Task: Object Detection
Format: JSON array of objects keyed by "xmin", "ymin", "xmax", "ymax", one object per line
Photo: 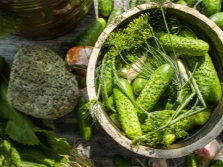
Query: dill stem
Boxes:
[
  {"xmin": 100, "ymin": 53, "xmax": 116, "ymax": 112},
  {"xmin": 188, "ymin": 71, "xmax": 207, "ymax": 108}
]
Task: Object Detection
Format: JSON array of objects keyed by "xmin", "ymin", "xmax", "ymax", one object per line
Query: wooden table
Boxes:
[{"xmin": 0, "ymin": 1, "xmax": 222, "ymax": 166}]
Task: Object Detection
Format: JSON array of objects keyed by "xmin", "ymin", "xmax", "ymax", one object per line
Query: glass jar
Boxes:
[{"xmin": 0, "ymin": 0, "xmax": 93, "ymax": 40}]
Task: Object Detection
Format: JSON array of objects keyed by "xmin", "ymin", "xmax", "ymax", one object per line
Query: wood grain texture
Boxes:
[{"xmin": 0, "ymin": 0, "xmax": 222, "ymax": 166}]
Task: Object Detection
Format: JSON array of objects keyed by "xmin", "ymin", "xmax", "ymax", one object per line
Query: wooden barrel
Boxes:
[
  {"xmin": 0, "ymin": 0, "xmax": 93, "ymax": 40},
  {"xmin": 87, "ymin": 3, "xmax": 223, "ymax": 158}
]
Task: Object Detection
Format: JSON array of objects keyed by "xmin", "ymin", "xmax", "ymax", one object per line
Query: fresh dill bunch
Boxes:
[
  {"xmin": 104, "ymin": 14, "xmax": 153, "ymax": 57},
  {"xmin": 133, "ymin": 109, "xmax": 196, "ymax": 147},
  {"xmin": 0, "ymin": 12, "xmax": 21, "ymax": 39}
]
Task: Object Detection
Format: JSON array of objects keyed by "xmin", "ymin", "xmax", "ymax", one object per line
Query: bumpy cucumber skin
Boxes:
[
  {"xmin": 201, "ymin": 0, "xmax": 221, "ymax": 17},
  {"xmin": 72, "ymin": 18, "xmax": 106, "ymax": 46},
  {"xmin": 136, "ymin": 64, "xmax": 175, "ymax": 116},
  {"xmin": 113, "ymin": 78, "xmax": 142, "ymax": 139},
  {"xmin": 184, "ymin": 53, "xmax": 221, "ymax": 106},
  {"xmin": 209, "ymin": 12, "xmax": 223, "ymax": 29},
  {"xmin": 99, "ymin": 0, "xmax": 114, "ymax": 17},
  {"xmin": 181, "ymin": 29, "xmax": 221, "ymax": 106},
  {"xmin": 156, "ymin": 33, "xmax": 209, "ymax": 56},
  {"xmin": 107, "ymin": 7, "xmax": 125, "ymax": 25}
]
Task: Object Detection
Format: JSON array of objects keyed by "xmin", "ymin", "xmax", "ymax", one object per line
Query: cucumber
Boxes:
[
  {"xmin": 79, "ymin": 77, "xmax": 86, "ymax": 87},
  {"xmin": 110, "ymin": 113, "xmax": 122, "ymax": 129},
  {"xmin": 98, "ymin": 0, "xmax": 114, "ymax": 17},
  {"xmin": 112, "ymin": 154, "xmax": 131, "ymax": 167},
  {"xmin": 132, "ymin": 77, "xmax": 148, "ymax": 95},
  {"xmin": 210, "ymin": 160, "xmax": 223, "ymax": 167},
  {"xmin": 75, "ymin": 96, "xmax": 93, "ymax": 140},
  {"xmin": 177, "ymin": 0, "xmax": 187, "ymax": 5},
  {"xmin": 184, "ymin": 153, "xmax": 198, "ymax": 167},
  {"xmin": 107, "ymin": 7, "xmax": 125, "ymax": 25},
  {"xmin": 72, "ymin": 18, "xmax": 106, "ymax": 46},
  {"xmin": 185, "ymin": 53, "xmax": 221, "ymax": 106},
  {"xmin": 180, "ymin": 28, "xmax": 197, "ymax": 39},
  {"xmin": 103, "ymin": 94, "xmax": 116, "ymax": 112},
  {"xmin": 201, "ymin": 0, "xmax": 221, "ymax": 17},
  {"xmin": 194, "ymin": 108, "xmax": 211, "ymax": 126},
  {"xmin": 113, "ymin": 78, "xmax": 142, "ymax": 139},
  {"xmin": 136, "ymin": 63, "xmax": 175, "ymax": 120},
  {"xmin": 156, "ymin": 32, "xmax": 209, "ymax": 56},
  {"xmin": 181, "ymin": 29, "xmax": 221, "ymax": 106},
  {"xmin": 209, "ymin": 12, "xmax": 223, "ymax": 29}
]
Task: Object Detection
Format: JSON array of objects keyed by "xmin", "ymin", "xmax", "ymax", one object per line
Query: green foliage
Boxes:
[
  {"xmin": 0, "ymin": 139, "xmax": 22, "ymax": 167},
  {"xmin": 0, "ymin": 57, "xmax": 72, "ymax": 166},
  {"xmin": 104, "ymin": 14, "xmax": 153, "ymax": 57},
  {"xmin": 0, "ymin": 12, "xmax": 21, "ymax": 39},
  {"xmin": 0, "ymin": 74, "xmax": 41, "ymax": 145}
]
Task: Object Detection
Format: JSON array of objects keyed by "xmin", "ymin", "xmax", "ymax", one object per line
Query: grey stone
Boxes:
[{"xmin": 7, "ymin": 46, "xmax": 79, "ymax": 119}]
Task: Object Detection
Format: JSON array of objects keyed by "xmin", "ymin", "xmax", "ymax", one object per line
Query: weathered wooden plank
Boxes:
[{"xmin": 1, "ymin": 0, "xmax": 222, "ymax": 166}]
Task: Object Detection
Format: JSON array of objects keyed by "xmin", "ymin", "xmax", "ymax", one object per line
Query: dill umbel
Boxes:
[{"xmin": 0, "ymin": 12, "xmax": 21, "ymax": 38}]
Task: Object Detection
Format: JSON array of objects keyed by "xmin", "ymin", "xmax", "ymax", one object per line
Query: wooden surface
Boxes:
[{"xmin": 0, "ymin": 1, "xmax": 222, "ymax": 166}]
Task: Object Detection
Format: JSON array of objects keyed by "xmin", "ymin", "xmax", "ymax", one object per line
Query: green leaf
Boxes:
[
  {"xmin": 0, "ymin": 75, "xmax": 41, "ymax": 145},
  {"xmin": 13, "ymin": 130, "xmax": 72, "ymax": 167},
  {"xmin": 0, "ymin": 139, "xmax": 22, "ymax": 167}
]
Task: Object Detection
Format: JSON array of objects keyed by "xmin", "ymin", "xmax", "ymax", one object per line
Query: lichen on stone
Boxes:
[{"xmin": 7, "ymin": 46, "xmax": 79, "ymax": 119}]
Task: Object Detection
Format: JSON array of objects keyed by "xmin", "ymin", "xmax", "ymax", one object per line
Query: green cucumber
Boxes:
[
  {"xmin": 103, "ymin": 94, "xmax": 116, "ymax": 112},
  {"xmin": 210, "ymin": 160, "xmax": 223, "ymax": 167},
  {"xmin": 136, "ymin": 63, "xmax": 175, "ymax": 120},
  {"xmin": 184, "ymin": 153, "xmax": 198, "ymax": 167},
  {"xmin": 156, "ymin": 32, "xmax": 209, "ymax": 56},
  {"xmin": 132, "ymin": 77, "xmax": 148, "ymax": 95},
  {"xmin": 209, "ymin": 12, "xmax": 223, "ymax": 29},
  {"xmin": 110, "ymin": 113, "xmax": 122, "ymax": 129},
  {"xmin": 177, "ymin": 0, "xmax": 187, "ymax": 5},
  {"xmin": 194, "ymin": 108, "xmax": 211, "ymax": 126},
  {"xmin": 113, "ymin": 78, "xmax": 142, "ymax": 139},
  {"xmin": 112, "ymin": 154, "xmax": 131, "ymax": 167},
  {"xmin": 107, "ymin": 7, "xmax": 125, "ymax": 25},
  {"xmin": 72, "ymin": 18, "xmax": 106, "ymax": 46},
  {"xmin": 181, "ymin": 29, "xmax": 221, "ymax": 106},
  {"xmin": 98, "ymin": 0, "xmax": 114, "ymax": 17},
  {"xmin": 75, "ymin": 96, "xmax": 93, "ymax": 140},
  {"xmin": 185, "ymin": 52, "xmax": 221, "ymax": 106},
  {"xmin": 201, "ymin": 0, "xmax": 221, "ymax": 17},
  {"xmin": 180, "ymin": 28, "xmax": 197, "ymax": 39}
]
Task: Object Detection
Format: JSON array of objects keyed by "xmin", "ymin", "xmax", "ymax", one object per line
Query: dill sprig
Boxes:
[
  {"xmin": 104, "ymin": 14, "xmax": 153, "ymax": 57},
  {"xmin": 0, "ymin": 12, "xmax": 21, "ymax": 39}
]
